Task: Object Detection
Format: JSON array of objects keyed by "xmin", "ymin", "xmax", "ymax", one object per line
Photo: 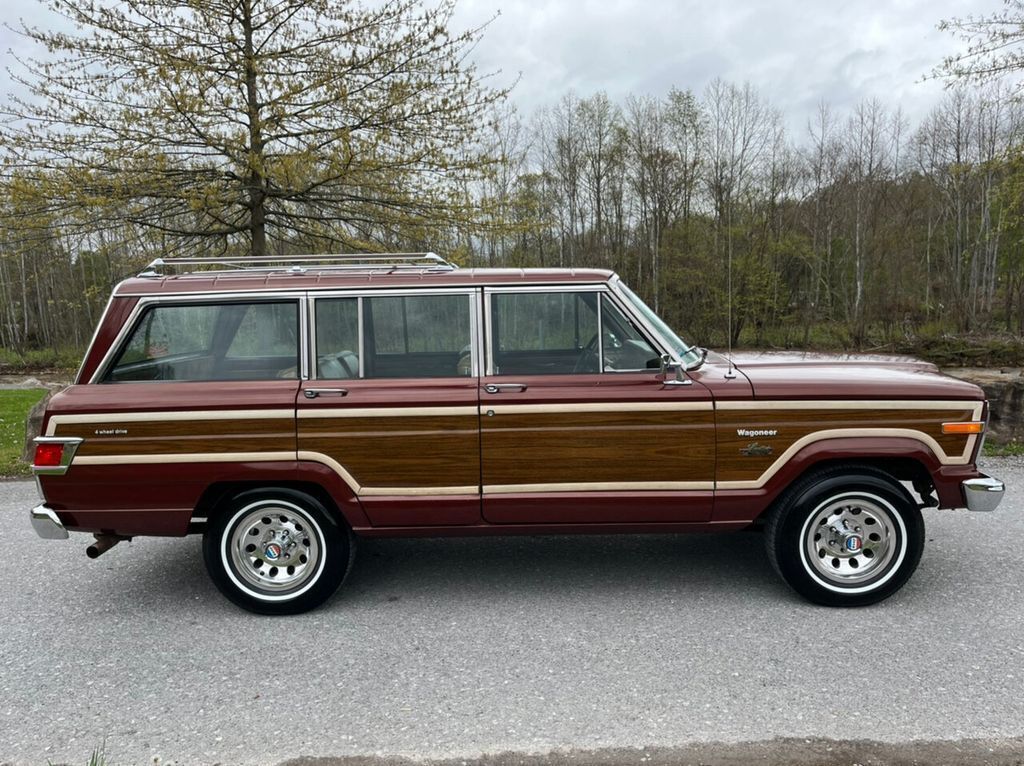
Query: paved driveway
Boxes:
[{"xmin": 1, "ymin": 460, "xmax": 1022, "ymax": 765}]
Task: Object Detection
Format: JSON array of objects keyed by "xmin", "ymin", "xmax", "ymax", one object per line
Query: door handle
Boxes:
[
  {"xmin": 484, "ymin": 383, "xmax": 527, "ymax": 394},
  {"xmin": 303, "ymin": 388, "xmax": 348, "ymax": 399}
]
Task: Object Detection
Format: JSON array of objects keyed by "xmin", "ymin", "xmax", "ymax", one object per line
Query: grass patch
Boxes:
[
  {"xmin": 0, "ymin": 389, "xmax": 47, "ymax": 477},
  {"xmin": 87, "ymin": 743, "xmax": 107, "ymax": 766},
  {"xmin": 0, "ymin": 346, "xmax": 83, "ymax": 373},
  {"xmin": 983, "ymin": 439, "xmax": 1024, "ymax": 457}
]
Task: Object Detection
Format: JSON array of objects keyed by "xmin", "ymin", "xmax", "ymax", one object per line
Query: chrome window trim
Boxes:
[
  {"xmin": 607, "ymin": 275, "xmax": 684, "ymax": 365},
  {"xmin": 483, "ymin": 284, "xmax": 665, "ymax": 377},
  {"xmin": 90, "ymin": 294, "xmax": 307, "ymax": 384},
  {"xmin": 474, "ymin": 288, "xmax": 486, "ymax": 380},
  {"xmin": 468, "ymin": 292, "xmax": 481, "ymax": 378},
  {"xmin": 308, "ymin": 288, "xmax": 479, "ymax": 381},
  {"xmin": 598, "ymin": 293, "xmax": 661, "ymax": 373},
  {"xmin": 358, "ymin": 296, "xmax": 366, "ymax": 378},
  {"xmin": 305, "ymin": 292, "xmax": 317, "ymax": 381},
  {"xmin": 298, "ymin": 294, "xmax": 310, "ymax": 381},
  {"xmin": 308, "ymin": 286, "xmax": 493, "ymax": 298},
  {"xmin": 484, "ymin": 290, "xmax": 495, "ymax": 375},
  {"xmin": 113, "ymin": 278, "xmax": 614, "ymax": 300},
  {"xmin": 74, "ymin": 287, "xmax": 121, "ymax": 385},
  {"xmin": 483, "ymin": 283, "xmax": 607, "ymax": 295},
  {"xmin": 90, "ymin": 280, "xmax": 654, "ymax": 383},
  {"xmin": 88, "ymin": 296, "xmax": 146, "ymax": 384}
]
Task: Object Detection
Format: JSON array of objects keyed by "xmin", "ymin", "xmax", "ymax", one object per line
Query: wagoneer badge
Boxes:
[
  {"xmin": 740, "ymin": 442, "xmax": 774, "ymax": 457},
  {"xmin": 737, "ymin": 428, "xmax": 777, "ymax": 437}
]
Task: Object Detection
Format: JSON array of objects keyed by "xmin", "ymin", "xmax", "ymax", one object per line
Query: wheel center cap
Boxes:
[
  {"xmin": 264, "ymin": 542, "xmax": 283, "ymax": 561},
  {"xmin": 844, "ymin": 534, "xmax": 863, "ymax": 553}
]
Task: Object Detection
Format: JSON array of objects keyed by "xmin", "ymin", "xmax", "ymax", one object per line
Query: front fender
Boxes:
[{"xmin": 712, "ymin": 436, "xmax": 948, "ymax": 523}]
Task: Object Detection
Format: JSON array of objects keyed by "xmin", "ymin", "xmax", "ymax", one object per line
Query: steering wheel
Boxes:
[{"xmin": 573, "ymin": 333, "xmax": 601, "ymax": 373}]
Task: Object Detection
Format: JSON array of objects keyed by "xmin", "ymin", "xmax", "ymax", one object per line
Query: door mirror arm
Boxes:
[{"xmin": 660, "ymin": 354, "xmax": 693, "ymax": 387}]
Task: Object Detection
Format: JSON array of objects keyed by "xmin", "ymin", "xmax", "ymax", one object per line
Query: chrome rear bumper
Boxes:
[
  {"xmin": 30, "ymin": 504, "xmax": 69, "ymax": 540},
  {"xmin": 962, "ymin": 475, "xmax": 1005, "ymax": 512}
]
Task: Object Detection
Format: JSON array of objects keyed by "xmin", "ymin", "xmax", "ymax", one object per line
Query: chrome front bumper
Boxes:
[
  {"xmin": 30, "ymin": 504, "xmax": 69, "ymax": 540},
  {"xmin": 963, "ymin": 475, "xmax": 1005, "ymax": 512}
]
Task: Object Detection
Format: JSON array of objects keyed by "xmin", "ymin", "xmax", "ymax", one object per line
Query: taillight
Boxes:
[
  {"xmin": 34, "ymin": 443, "xmax": 64, "ymax": 467},
  {"xmin": 31, "ymin": 437, "xmax": 82, "ymax": 475}
]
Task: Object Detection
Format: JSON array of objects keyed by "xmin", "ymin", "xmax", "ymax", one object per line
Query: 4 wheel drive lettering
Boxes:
[{"xmin": 28, "ymin": 252, "xmax": 1005, "ymax": 614}]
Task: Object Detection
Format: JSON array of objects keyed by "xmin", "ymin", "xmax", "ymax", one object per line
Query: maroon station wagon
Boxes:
[{"xmin": 29, "ymin": 253, "xmax": 1005, "ymax": 614}]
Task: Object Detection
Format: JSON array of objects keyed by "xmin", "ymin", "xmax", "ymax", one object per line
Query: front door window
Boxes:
[{"xmin": 490, "ymin": 290, "xmax": 659, "ymax": 376}]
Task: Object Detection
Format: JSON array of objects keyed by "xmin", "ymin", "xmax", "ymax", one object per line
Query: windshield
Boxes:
[{"xmin": 615, "ymin": 281, "xmax": 704, "ymax": 368}]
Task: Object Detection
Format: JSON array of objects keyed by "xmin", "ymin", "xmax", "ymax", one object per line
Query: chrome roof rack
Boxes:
[{"xmin": 138, "ymin": 252, "xmax": 456, "ymax": 277}]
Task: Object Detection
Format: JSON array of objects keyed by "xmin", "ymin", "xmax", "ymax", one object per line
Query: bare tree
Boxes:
[
  {"xmin": 936, "ymin": 2, "xmax": 1024, "ymax": 95},
  {"xmin": 1, "ymin": 0, "xmax": 507, "ymax": 258},
  {"xmin": 702, "ymin": 79, "xmax": 777, "ymax": 345}
]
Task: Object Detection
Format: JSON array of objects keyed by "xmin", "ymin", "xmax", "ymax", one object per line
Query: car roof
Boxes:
[{"xmin": 114, "ymin": 267, "xmax": 617, "ymax": 296}]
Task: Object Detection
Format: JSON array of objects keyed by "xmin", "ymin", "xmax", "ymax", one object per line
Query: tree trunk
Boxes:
[{"xmin": 242, "ymin": 0, "xmax": 267, "ymax": 258}]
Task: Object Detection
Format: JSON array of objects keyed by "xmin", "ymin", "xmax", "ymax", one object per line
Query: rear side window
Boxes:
[
  {"xmin": 105, "ymin": 301, "xmax": 299, "ymax": 382},
  {"xmin": 365, "ymin": 295, "xmax": 471, "ymax": 379},
  {"xmin": 315, "ymin": 298, "xmax": 360, "ymax": 379},
  {"xmin": 314, "ymin": 294, "xmax": 473, "ymax": 379}
]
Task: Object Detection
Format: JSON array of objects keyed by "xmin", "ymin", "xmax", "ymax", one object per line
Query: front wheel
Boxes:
[
  {"xmin": 203, "ymin": 488, "xmax": 353, "ymax": 615},
  {"xmin": 765, "ymin": 466, "xmax": 925, "ymax": 607}
]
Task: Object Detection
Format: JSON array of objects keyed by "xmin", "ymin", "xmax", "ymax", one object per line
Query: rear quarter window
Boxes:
[{"xmin": 105, "ymin": 301, "xmax": 299, "ymax": 382}]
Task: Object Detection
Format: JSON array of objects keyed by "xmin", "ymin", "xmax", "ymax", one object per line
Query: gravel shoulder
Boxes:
[{"xmin": 280, "ymin": 737, "xmax": 1024, "ymax": 766}]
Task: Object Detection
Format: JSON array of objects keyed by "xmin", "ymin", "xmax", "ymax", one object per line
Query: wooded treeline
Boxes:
[
  {"xmin": 472, "ymin": 82, "xmax": 1024, "ymax": 353},
  {"xmin": 5, "ymin": 80, "xmax": 1024, "ymax": 359}
]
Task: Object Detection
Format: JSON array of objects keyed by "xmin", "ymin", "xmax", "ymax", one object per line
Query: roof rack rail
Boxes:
[{"xmin": 138, "ymin": 252, "xmax": 456, "ymax": 277}]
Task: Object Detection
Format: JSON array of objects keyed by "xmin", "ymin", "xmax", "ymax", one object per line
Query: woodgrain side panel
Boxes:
[
  {"xmin": 482, "ymin": 410, "xmax": 716, "ymax": 486},
  {"xmin": 298, "ymin": 413, "xmax": 480, "ymax": 489},
  {"xmin": 717, "ymin": 406, "xmax": 978, "ymax": 482},
  {"xmin": 54, "ymin": 416, "xmax": 295, "ymax": 456}
]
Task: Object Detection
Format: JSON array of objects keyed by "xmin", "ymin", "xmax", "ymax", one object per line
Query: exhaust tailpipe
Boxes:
[{"xmin": 87, "ymin": 534, "xmax": 129, "ymax": 559}]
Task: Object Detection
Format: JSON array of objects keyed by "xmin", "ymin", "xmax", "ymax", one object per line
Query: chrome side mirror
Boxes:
[{"xmin": 660, "ymin": 354, "xmax": 692, "ymax": 387}]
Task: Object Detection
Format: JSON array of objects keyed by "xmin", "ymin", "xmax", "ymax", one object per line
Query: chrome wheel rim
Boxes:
[
  {"xmin": 802, "ymin": 494, "xmax": 899, "ymax": 587},
  {"xmin": 226, "ymin": 500, "xmax": 322, "ymax": 596}
]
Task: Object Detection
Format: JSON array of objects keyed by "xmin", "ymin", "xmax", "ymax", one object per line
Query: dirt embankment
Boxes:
[{"xmin": 946, "ymin": 368, "xmax": 1024, "ymax": 445}]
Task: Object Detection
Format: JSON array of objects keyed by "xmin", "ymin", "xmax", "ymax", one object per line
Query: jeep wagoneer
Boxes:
[{"xmin": 29, "ymin": 253, "xmax": 1005, "ymax": 613}]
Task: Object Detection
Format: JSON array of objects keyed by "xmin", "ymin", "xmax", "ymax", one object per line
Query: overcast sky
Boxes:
[
  {"xmin": 1, "ymin": 0, "xmax": 989, "ymax": 137},
  {"xmin": 449, "ymin": 0, "xmax": 983, "ymax": 135}
]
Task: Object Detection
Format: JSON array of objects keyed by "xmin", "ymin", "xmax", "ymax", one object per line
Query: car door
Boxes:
[
  {"xmin": 297, "ymin": 290, "xmax": 481, "ymax": 526},
  {"xmin": 480, "ymin": 286, "xmax": 715, "ymax": 524}
]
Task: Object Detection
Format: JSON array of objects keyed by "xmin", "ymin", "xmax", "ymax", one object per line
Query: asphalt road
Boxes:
[{"xmin": 1, "ymin": 459, "xmax": 1023, "ymax": 766}]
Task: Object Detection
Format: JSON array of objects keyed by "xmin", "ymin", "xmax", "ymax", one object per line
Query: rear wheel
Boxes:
[
  {"xmin": 765, "ymin": 465, "xmax": 924, "ymax": 606},
  {"xmin": 203, "ymin": 488, "xmax": 353, "ymax": 615}
]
